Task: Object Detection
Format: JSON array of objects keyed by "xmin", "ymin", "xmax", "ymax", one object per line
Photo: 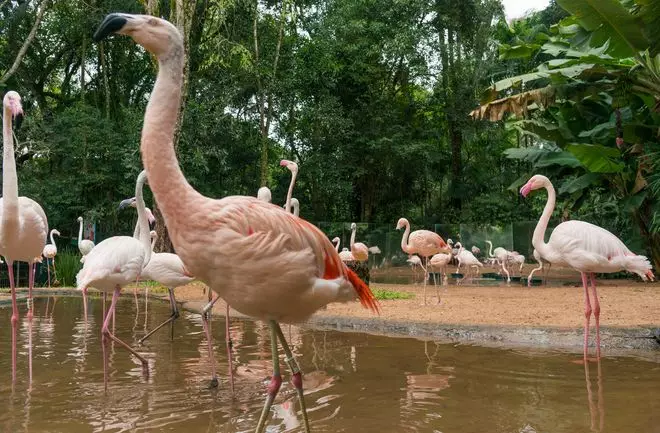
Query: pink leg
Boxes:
[
  {"xmin": 201, "ymin": 294, "xmax": 222, "ymax": 387},
  {"xmin": 27, "ymin": 262, "xmax": 34, "ymax": 319},
  {"xmin": 581, "ymin": 272, "xmax": 592, "ymax": 359},
  {"xmin": 225, "ymin": 303, "xmax": 234, "ymax": 393},
  {"xmin": 47, "ymin": 258, "xmax": 51, "ymax": 288},
  {"xmin": 589, "ymin": 273, "xmax": 601, "ymax": 359},
  {"xmin": 52, "ymin": 258, "xmax": 57, "ymax": 284},
  {"xmin": 102, "ymin": 286, "xmax": 149, "ymax": 388},
  {"xmin": 82, "ymin": 287, "xmax": 89, "ymax": 323},
  {"xmin": 8, "ymin": 260, "xmax": 17, "ymax": 383}
]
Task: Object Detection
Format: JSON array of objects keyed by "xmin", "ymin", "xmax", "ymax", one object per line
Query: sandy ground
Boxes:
[{"xmin": 163, "ymin": 276, "xmax": 660, "ymax": 329}]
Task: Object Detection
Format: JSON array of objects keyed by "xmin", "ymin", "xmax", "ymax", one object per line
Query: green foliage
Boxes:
[
  {"xmin": 372, "ymin": 288, "xmax": 414, "ymax": 300},
  {"xmin": 55, "ymin": 250, "xmax": 82, "ymax": 288}
]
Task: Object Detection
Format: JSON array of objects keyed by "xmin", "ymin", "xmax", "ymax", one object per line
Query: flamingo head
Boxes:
[
  {"xmin": 77, "ymin": 216, "xmax": 83, "ymax": 223},
  {"xmin": 395, "ymin": 218, "xmax": 408, "ymax": 230},
  {"xmin": 149, "ymin": 230, "xmax": 157, "ymax": 240},
  {"xmin": 145, "ymin": 207, "xmax": 156, "ymax": 225},
  {"xmin": 52, "ymin": 229, "xmax": 61, "ymax": 237},
  {"xmin": 119, "ymin": 197, "xmax": 136, "ymax": 210},
  {"xmin": 350, "ymin": 222, "xmax": 357, "ymax": 231},
  {"xmin": 520, "ymin": 174, "xmax": 549, "ymax": 198},
  {"xmin": 3, "ymin": 91, "xmax": 23, "ymax": 118},
  {"xmin": 280, "ymin": 159, "xmax": 298, "ymax": 175},
  {"xmin": 94, "ymin": 14, "xmax": 181, "ymax": 57},
  {"xmin": 257, "ymin": 186, "xmax": 272, "ymax": 203},
  {"xmin": 332, "ymin": 236, "xmax": 340, "ymax": 244},
  {"xmin": 447, "ymin": 238, "xmax": 453, "ymax": 245}
]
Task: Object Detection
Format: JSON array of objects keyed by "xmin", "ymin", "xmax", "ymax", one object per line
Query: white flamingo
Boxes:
[
  {"xmin": 407, "ymin": 255, "xmax": 423, "ymax": 283},
  {"xmin": 332, "ymin": 236, "xmax": 340, "ymax": 252},
  {"xmin": 454, "ymin": 242, "xmax": 483, "ymax": 283},
  {"xmin": 76, "ymin": 170, "xmax": 152, "ymax": 390},
  {"xmin": 0, "ymin": 91, "xmax": 48, "ymax": 384},
  {"xmin": 508, "ymin": 251, "xmax": 526, "ymax": 276},
  {"xmin": 485, "ymin": 240, "xmax": 511, "ymax": 283},
  {"xmin": 521, "ymin": 174, "xmax": 654, "ymax": 358},
  {"xmin": 77, "ymin": 216, "xmax": 95, "ymax": 262},
  {"xmin": 527, "ymin": 249, "xmax": 551, "ymax": 287},
  {"xmin": 42, "ymin": 228, "xmax": 60, "ymax": 288}
]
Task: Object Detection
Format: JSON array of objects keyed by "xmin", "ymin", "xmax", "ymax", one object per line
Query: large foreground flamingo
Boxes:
[
  {"xmin": 520, "ymin": 174, "xmax": 654, "ymax": 358},
  {"xmin": 42, "ymin": 228, "xmax": 60, "ymax": 288},
  {"xmin": 94, "ymin": 14, "xmax": 379, "ymax": 432},
  {"xmin": 396, "ymin": 218, "xmax": 449, "ymax": 304},
  {"xmin": 76, "ymin": 170, "xmax": 152, "ymax": 390},
  {"xmin": 0, "ymin": 91, "xmax": 48, "ymax": 384}
]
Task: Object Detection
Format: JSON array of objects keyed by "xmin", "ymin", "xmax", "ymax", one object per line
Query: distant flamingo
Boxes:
[
  {"xmin": 396, "ymin": 218, "xmax": 449, "ymax": 304},
  {"xmin": 454, "ymin": 242, "xmax": 483, "ymax": 283},
  {"xmin": 508, "ymin": 251, "xmax": 526, "ymax": 276},
  {"xmin": 76, "ymin": 170, "xmax": 152, "ymax": 390},
  {"xmin": 94, "ymin": 14, "xmax": 379, "ymax": 430},
  {"xmin": 407, "ymin": 255, "xmax": 423, "ymax": 283},
  {"xmin": 339, "ymin": 247, "xmax": 355, "ymax": 262},
  {"xmin": 471, "ymin": 245, "xmax": 481, "ymax": 256},
  {"xmin": 257, "ymin": 186, "xmax": 272, "ymax": 203},
  {"xmin": 527, "ymin": 249, "xmax": 551, "ymax": 287},
  {"xmin": 42, "ymin": 229, "xmax": 60, "ymax": 288},
  {"xmin": 332, "ymin": 237, "xmax": 340, "ymax": 252},
  {"xmin": 0, "ymin": 91, "xmax": 48, "ymax": 384},
  {"xmin": 349, "ymin": 223, "xmax": 380, "ymax": 262},
  {"xmin": 521, "ymin": 174, "xmax": 654, "ymax": 358},
  {"xmin": 77, "ymin": 216, "xmax": 95, "ymax": 262},
  {"xmin": 485, "ymin": 240, "xmax": 511, "ymax": 283},
  {"xmin": 429, "ymin": 251, "xmax": 451, "ymax": 285}
]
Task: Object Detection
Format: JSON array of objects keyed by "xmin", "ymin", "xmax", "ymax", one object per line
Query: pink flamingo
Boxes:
[
  {"xmin": 76, "ymin": 170, "xmax": 152, "ymax": 390},
  {"xmin": 521, "ymin": 174, "xmax": 654, "ymax": 358},
  {"xmin": 349, "ymin": 222, "xmax": 380, "ymax": 262},
  {"xmin": 332, "ymin": 236, "xmax": 340, "ymax": 252},
  {"xmin": 94, "ymin": 14, "xmax": 379, "ymax": 432},
  {"xmin": 42, "ymin": 229, "xmax": 60, "ymax": 288},
  {"xmin": 396, "ymin": 217, "xmax": 449, "ymax": 304},
  {"xmin": 0, "ymin": 91, "xmax": 48, "ymax": 384}
]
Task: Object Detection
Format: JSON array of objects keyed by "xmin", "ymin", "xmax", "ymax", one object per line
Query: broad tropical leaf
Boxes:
[
  {"xmin": 558, "ymin": 172, "xmax": 602, "ymax": 194},
  {"xmin": 566, "ymin": 143, "xmax": 624, "ymax": 172}
]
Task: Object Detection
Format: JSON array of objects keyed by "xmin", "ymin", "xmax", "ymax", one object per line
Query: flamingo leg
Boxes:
[
  {"xmin": 201, "ymin": 294, "xmax": 222, "ymax": 387},
  {"xmin": 46, "ymin": 258, "xmax": 51, "ymax": 288},
  {"xmin": 589, "ymin": 272, "xmax": 601, "ymax": 359},
  {"xmin": 225, "ymin": 302, "xmax": 235, "ymax": 393},
  {"xmin": 138, "ymin": 287, "xmax": 179, "ymax": 344},
  {"xmin": 27, "ymin": 262, "xmax": 35, "ymax": 385},
  {"xmin": 82, "ymin": 287, "xmax": 88, "ymax": 323},
  {"xmin": 102, "ymin": 286, "xmax": 149, "ymax": 380},
  {"xmin": 274, "ymin": 321, "xmax": 311, "ymax": 433},
  {"xmin": 422, "ymin": 258, "xmax": 428, "ymax": 305},
  {"xmin": 8, "ymin": 260, "xmax": 17, "ymax": 384},
  {"xmin": 27, "ymin": 262, "xmax": 34, "ymax": 319},
  {"xmin": 255, "ymin": 321, "xmax": 283, "ymax": 433},
  {"xmin": 52, "ymin": 258, "xmax": 57, "ymax": 283},
  {"xmin": 581, "ymin": 272, "xmax": 592, "ymax": 359}
]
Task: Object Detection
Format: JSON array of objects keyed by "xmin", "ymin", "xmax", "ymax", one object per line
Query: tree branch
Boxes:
[{"xmin": 0, "ymin": 0, "xmax": 50, "ymax": 85}]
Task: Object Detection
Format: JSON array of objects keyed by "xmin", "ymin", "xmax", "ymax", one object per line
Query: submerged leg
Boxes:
[
  {"xmin": 138, "ymin": 288, "xmax": 179, "ymax": 344},
  {"xmin": 274, "ymin": 321, "xmax": 311, "ymax": 433},
  {"xmin": 82, "ymin": 287, "xmax": 89, "ymax": 323},
  {"xmin": 255, "ymin": 321, "xmax": 283, "ymax": 433},
  {"xmin": 102, "ymin": 286, "xmax": 149, "ymax": 378},
  {"xmin": 8, "ymin": 260, "xmax": 17, "ymax": 383},
  {"xmin": 589, "ymin": 273, "xmax": 601, "ymax": 359},
  {"xmin": 581, "ymin": 272, "xmax": 592, "ymax": 360},
  {"xmin": 225, "ymin": 303, "xmax": 234, "ymax": 393},
  {"xmin": 201, "ymin": 294, "xmax": 222, "ymax": 387}
]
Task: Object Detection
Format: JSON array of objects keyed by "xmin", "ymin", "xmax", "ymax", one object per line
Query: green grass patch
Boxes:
[{"xmin": 372, "ymin": 288, "xmax": 414, "ymax": 300}]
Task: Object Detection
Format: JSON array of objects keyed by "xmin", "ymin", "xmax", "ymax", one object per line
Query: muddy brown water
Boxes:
[{"xmin": 0, "ymin": 296, "xmax": 658, "ymax": 432}]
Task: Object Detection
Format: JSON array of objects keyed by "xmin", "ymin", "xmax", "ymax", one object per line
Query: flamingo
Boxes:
[
  {"xmin": 471, "ymin": 245, "xmax": 481, "ymax": 256},
  {"xmin": 485, "ymin": 240, "xmax": 511, "ymax": 283},
  {"xmin": 0, "ymin": 91, "xmax": 48, "ymax": 384},
  {"xmin": 454, "ymin": 242, "xmax": 483, "ymax": 283},
  {"xmin": 332, "ymin": 236, "xmax": 340, "ymax": 252},
  {"xmin": 429, "ymin": 251, "xmax": 451, "ymax": 285},
  {"xmin": 257, "ymin": 186, "xmax": 272, "ymax": 203},
  {"xmin": 349, "ymin": 223, "xmax": 380, "ymax": 262},
  {"xmin": 119, "ymin": 198, "xmax": 193, "ymax": 343},
  {"xmin": 507, "ymin": 251, "xmax": 525, "ymax": 276},
  {"xmin": 76, "ymin": 170, "xmax": 152, "ymax": 390},
  {"xmin": 94, "ymin": 14, "xmax": 379, "ymax": 431},
  {"xmin": 338, "ymin": 247, "xmax": 355, "ymax": 262},
  {"xmin": 396, "ymin": 217, "xmax": 449, "ymax": 304},
  {"xmin": 42, "ymin": 229, "xmax": 60, "ymax": 288},
  {"xmin": 527, "ymin": 249, "xmax": 551, "ymax": 287},
  {"xmin": 77, "ymin": 216, "xmax": 95, "ymax": 262},
  {"xmin": 407, "ymin": 255, "xmax": 423, "ymax": 283},
  {"xmin": 520, "ymin": 174, "xmax": 655, "ymax": 358}
]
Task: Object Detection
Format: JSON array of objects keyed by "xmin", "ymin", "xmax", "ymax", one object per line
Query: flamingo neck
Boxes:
[
  {"xmin": 350, "ymin": 225, "xmax": 357, "ymax": 249},
  {"xmin": 486, "ymin": 241, "xmax": 494, "ymax": 258},
  {"xmin": 135, "ymin": 173, "xmax": 151, "ymax": 265},
  {"xmin": 285, "ymin": 170, "xmax": 297, "ymax": 213},
  {"xmin": 78, "ymin": 218, "xmax": 84, "ymax": 243},
  {"xmin": 532, "ymin": 181, "xmax": 555, "ymax": 257},
  {"xmin": 400, "ymin": 221, "xmax": 411, "ymax": 254},
  {"xmin": 1, "ymin": 104, "xmax": 18, "ymax": 233},
  {"xmin": 141, "ymin": 49, "xmax": 200, "ymax": 239},
  {"xmin": 49, "ymin": 230, "xmax": 56, "ymax": 246},
  {"xmin": 334, "ymin": 239, "xmax": 340, "ymax": 252}
]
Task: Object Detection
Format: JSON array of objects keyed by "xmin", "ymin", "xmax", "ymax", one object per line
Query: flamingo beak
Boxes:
[
  {"xmin": 279, "ymin": 159, "xmax": 289, "ymax": 167},
  {"xmin": 118, "ymin": 197, "xmax": 134, "ymax": 210},
  {"xmin": 93, "ymin": 13, "xmax": 129, "ymax": 42},
  {"xmin": 520, "ymin": 182, "xmax": 533, "ymax": 198}
]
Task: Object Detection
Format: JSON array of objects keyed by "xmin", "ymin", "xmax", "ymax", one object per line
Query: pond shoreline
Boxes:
[{"xmin": 4, "ymin": 286, "xmax": 659, "ymax": 355}]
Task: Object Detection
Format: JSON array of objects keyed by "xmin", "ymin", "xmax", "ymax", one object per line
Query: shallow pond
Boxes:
[{"xmin": 0, "ymin": 295, "xmax": 659, "ymax": 432}]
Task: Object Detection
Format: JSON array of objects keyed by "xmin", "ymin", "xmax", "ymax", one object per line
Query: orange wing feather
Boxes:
[{"xmin": 345, "ymin": 267, "xmax": 380, "ymax": 314}]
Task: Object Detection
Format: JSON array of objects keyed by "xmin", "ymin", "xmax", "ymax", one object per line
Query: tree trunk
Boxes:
[
  {"xmin": 99, "ymin": 41, "xmax": 111, "ymax": 117},
  {"xmin": 0, "ymin": 0, "xmax": 50, "ymax": 85}
]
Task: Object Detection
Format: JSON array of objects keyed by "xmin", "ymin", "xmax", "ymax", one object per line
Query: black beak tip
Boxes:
[{"xmin": 93, "ymin": 14, "xmax": 127, "ymax": 42}]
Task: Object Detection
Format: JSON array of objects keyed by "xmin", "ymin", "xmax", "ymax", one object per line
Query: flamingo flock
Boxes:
[{"xmin": 0, "ymin": 11, "xmax": 655, "ymax": 433}]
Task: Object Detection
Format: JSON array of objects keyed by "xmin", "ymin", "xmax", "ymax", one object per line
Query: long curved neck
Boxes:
[
  {"xmin": 133, "ymin": 221, "xmax": 140, "ymax": 239},
  {"xmin": 400, "ymin": 221, "xmax": 411, "ymax": 254},
  {"xmin": 350, "ymin": 225, "xmax": 357, "ymax": 249},
  {"xmin": 49, "ymin": 230, "xmax": 56, "ymax": 245},
  {"xmin": 334, "ymin": 239, "xmax": 340, "ymax": 252},
  {"xmin": 78, "ymin": 219, "xmax": 84, "ymax": 243},
  {"xmin": 151, "ymin": 235, "xmax": 156, "ymax": 251},
  {"xmin": 141, "ymin": 48, "xmax": 201, "ymax": 238},
  {"xmin": 486, "ymin": 241, "xmax": 494, "ymax": 257},
  {"xmin": 532, "ymin": 182, "xmax": 555, "ymax": 255},
  {"xmin": 135, "ymin": 175, "xmax": 151, "ymax": 265},
  {"xmin": 2, "ymin": 104, "xmax": 18, "ymax": 232},
  {"xmin": 285, "ymin": 170, "xmax": 297, "ymax": 213}
]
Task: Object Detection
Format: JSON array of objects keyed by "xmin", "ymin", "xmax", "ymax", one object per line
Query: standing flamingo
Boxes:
[
  {"xmin": 77, "ymin": 216, "xmax": 95, "ymax": 262},
  {"xmin": 429, "ymin": 251, "xmax": 451, "ymax": 286},
  {"xmin": 348, "ymin": 222, "xmax": 380, "ymax": 262},
  {"xmin": 94, "ymin": 14, "xmax": 379, "ymax": 431},
  {"xmin": 396, "ymin": 217, "xmax": 449, "ymax": 304},
  {"xmin": 485, "ymin": 240, "xmax": 511, "ymax": 283},
  {"xmin": 42, "ymin": 229, "xmax": 60, "ymax": 288},
  {"xmin": 76, "ymin": 170, "xmax": 152, "ymax": 390},
  {"xmin": 407, "ymin": 255, "xmax": 423, "ymax": 283},
  {"xmin": 332, "ymin": 237, "xmax": 340, "ymax": 252},
  {"xmin": 0, "ymin": 91, "xmax": 48, "ymax": 384},
  {"xmin": 454, "ymin": 242, "xmax": 483, "ymax": 283},
  {"xmin": 508, "ymin": 252, "xmax": 526, "ymax": 276},
  {"xmin": 520, "ymin": 174, "xmax": 654, "ymax": 358}
]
